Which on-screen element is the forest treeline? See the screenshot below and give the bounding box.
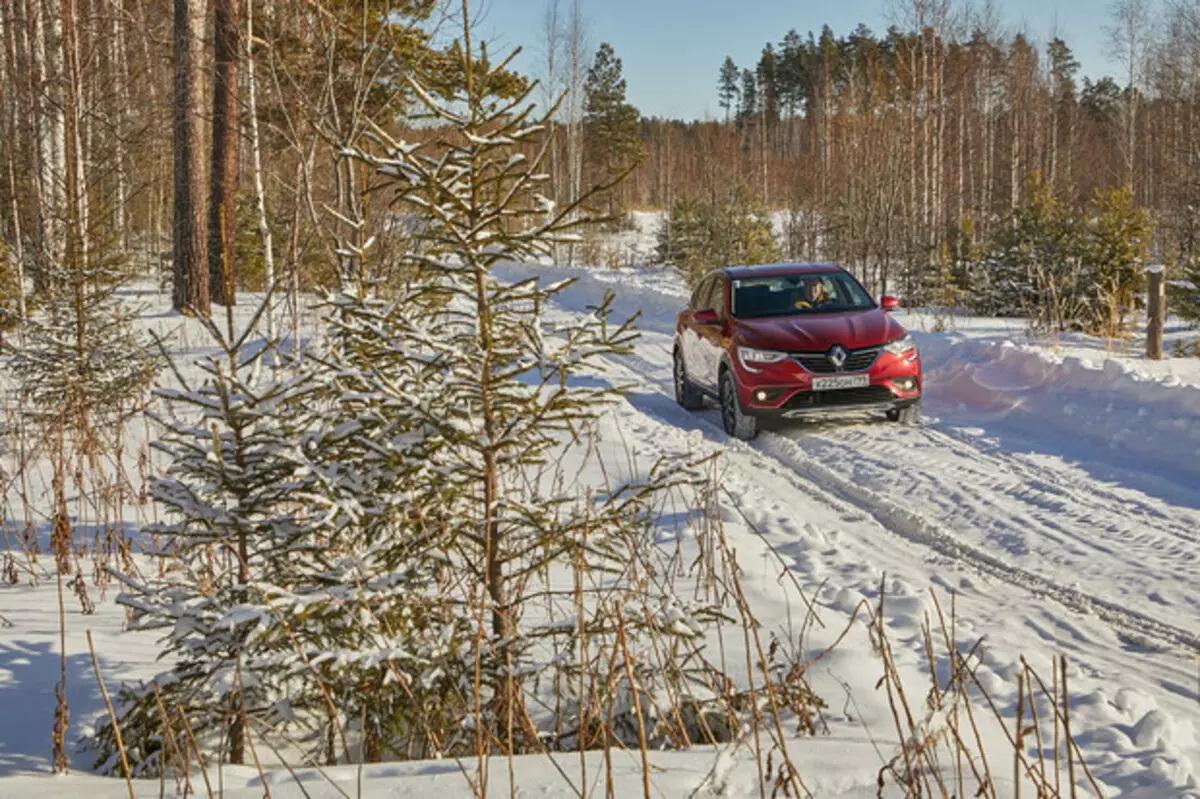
[621,5,1200,328]
[1,0,1199,336]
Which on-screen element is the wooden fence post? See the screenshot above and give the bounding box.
[1146,264,1165,360]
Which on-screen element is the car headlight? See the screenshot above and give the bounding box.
[883,334,916,355]
[737,346,789,371]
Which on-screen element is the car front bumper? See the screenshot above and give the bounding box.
[734,350,922,418]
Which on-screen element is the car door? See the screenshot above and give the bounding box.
[681,277,714,387]
[693,275,727,390]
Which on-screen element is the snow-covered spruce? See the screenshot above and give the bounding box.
[4,258,160,435]
[93,43,752,772]
[311,45,733,757]
[90,308,321,774]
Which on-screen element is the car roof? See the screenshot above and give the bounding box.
[718,263,846,280]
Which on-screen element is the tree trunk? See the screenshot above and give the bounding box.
[109,0,129,250]
[208,0,239,306]
[62,0,87,275]
[29,0,66,285]
[173,0,209,315]
[246,0,275,340]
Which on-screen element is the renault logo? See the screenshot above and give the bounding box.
[828,345,848,371]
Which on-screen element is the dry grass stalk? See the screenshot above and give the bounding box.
[149,680,192,796]
[1062,656,1077,798]
[87,629,136,799]
[615,604,652,799]
[865,582,1109,798]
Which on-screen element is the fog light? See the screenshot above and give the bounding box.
[892,377,916,392]
[755,390,768,402]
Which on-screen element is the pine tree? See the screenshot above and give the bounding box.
[1171,256,1200,338]
[5,255,159,435]
[777,29,806,120]
[737,68,758,125]
[277,290,481,762]
[971,175,1083,323]
[717,56,740,124]
[583,42,643,216]
[1168,205,1200,332]
[657,183,780,286]
[1080,185,1152,334]
[97,17,729,774]
[757,44,779,126]
[91,307,316,773]
[173,0,210,316]
[656,190,711,277]
[298,31,719,759]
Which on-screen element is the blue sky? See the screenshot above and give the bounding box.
[470,0,1118,119]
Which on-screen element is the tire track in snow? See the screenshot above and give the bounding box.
[752,430,1200,656]
[609,333,1200,658]
[523,269,1200,657]
[789,421,1200,624]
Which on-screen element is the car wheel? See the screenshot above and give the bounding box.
[674,348,705,410]
[887,403,920,424]
[720,371,758,441]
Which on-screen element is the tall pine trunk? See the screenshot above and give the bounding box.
[173,0,209,315]
[208,0,239,307]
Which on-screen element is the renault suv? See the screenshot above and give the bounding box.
[673,263,921,440]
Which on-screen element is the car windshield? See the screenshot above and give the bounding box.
[731,273,876,319]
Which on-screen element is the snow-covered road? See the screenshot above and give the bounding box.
[3,264,1197,797]
[499,261,1200,795]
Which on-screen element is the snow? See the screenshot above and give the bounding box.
[4,265,1200,796]
[572,210,796,270]
[493,260,1200,796]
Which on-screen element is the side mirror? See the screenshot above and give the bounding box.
[694,308,720,325]
[881,296,900,312]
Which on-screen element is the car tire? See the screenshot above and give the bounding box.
[674,348,705,410]
[887,403,920,424]
[720,371,758,441]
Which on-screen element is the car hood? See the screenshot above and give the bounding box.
[733,309,904,352]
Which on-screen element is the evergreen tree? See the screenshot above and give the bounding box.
[6,254,159,435]
[1171,257,1200,337]
[92,308,316,773]
[1168,205,1200,332]
[1081,185,1152,334]
[757,44,779,125]
[737,68,758,124]
[1048,38,1080,98]
[777,29,806,119]
[306,36,718,758]
[271,292,480,762]
[717,56,740,124]
[1081,76,1122,122]
[583,42,644,215]
[657,183,780,285]
[971,175,1083,322]
[656,191,711,278]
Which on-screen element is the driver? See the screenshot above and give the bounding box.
[795,279,831,309]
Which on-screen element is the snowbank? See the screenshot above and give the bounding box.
[920,333,1200,486]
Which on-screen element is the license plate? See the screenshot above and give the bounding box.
[811,374,870,391]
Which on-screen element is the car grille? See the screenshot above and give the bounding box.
[793,346,881,374]
[782,385,895,410]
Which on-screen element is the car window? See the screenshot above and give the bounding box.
[706,277,726,318]
[691,277,712,310]
[732,272,875,319]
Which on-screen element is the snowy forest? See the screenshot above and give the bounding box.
[1,0,1200,797]
[2,0,1200,330]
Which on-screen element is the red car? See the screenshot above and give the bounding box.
[673,263,921,440]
